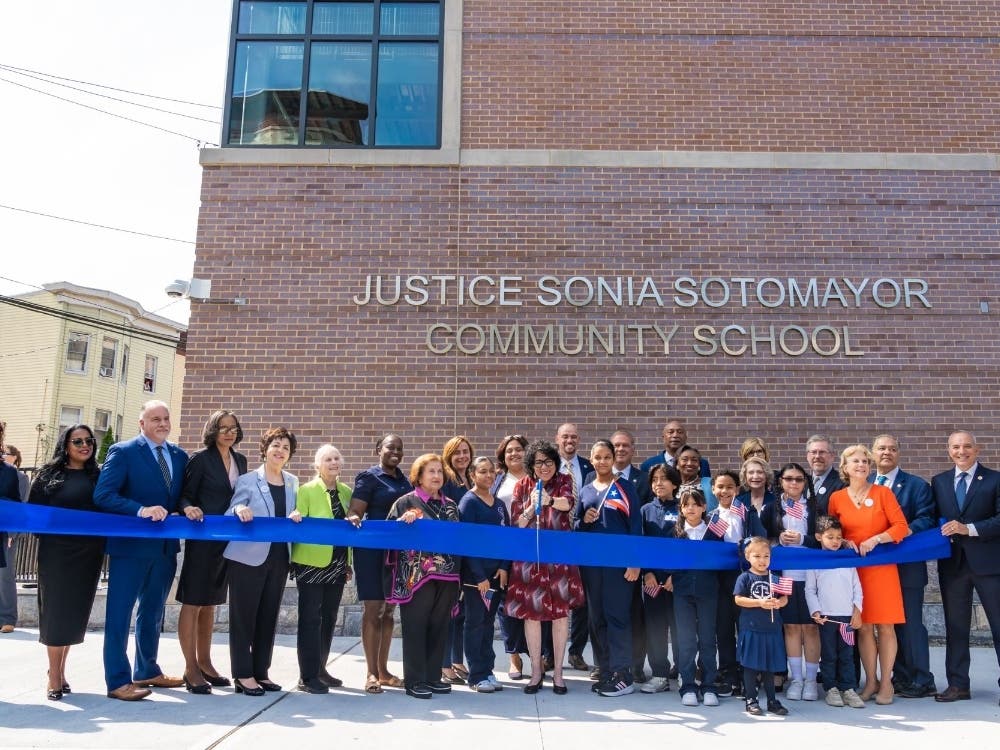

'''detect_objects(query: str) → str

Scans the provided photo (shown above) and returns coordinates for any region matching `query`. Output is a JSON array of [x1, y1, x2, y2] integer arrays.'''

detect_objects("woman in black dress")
[[346, 434, 412, 693], [176, 410, 248, 693], [27, 424, 104, 701]]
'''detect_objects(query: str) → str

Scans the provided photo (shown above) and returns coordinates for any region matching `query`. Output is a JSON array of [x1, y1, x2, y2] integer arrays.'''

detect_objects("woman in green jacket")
[[291, 444, 353, 693]]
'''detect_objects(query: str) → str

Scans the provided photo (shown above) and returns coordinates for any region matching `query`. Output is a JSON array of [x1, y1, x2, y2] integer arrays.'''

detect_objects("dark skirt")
[[176, 540, 229, 606], [780, 580, 814, 625], [737, 629, 787, 673], [37, 535, 105, 646], [353, 546, 387, 601]]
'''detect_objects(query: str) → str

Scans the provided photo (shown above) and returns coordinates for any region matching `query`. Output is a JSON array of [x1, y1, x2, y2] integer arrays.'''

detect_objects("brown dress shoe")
[[108, 683, 152, 701], [134, 674, 184, 688], [934, 686, 971, 702], [567, 653, 589, 671]]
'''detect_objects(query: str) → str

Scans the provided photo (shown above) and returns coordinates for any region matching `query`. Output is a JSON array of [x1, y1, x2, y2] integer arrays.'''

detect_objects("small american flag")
[[770, 573, 793, 595], [643, 581, 661, 598], [729, 500, 746, 520], [839, 622, 855, 646], [784, 499, 805, 520], [707, 514, 729, 537]]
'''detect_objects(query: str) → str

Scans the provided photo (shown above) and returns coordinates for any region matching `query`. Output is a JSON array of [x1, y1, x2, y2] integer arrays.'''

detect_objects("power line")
[[0, 295, 183, 349], [0, 75, 219, 146], [0, 204, 196, 245], [0, 65, 220, 124], [0, 63, 222, 109], [0, 275, 187, 328]]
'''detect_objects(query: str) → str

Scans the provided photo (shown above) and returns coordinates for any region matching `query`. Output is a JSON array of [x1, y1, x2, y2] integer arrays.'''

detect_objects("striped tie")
[[156, 446, 172, 489]]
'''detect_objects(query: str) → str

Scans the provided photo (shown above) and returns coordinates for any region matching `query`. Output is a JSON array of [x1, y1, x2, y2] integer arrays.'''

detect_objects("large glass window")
[[99, 338, 118, 379], [225, 0, 442, 147], [143, 355, 158, 393]]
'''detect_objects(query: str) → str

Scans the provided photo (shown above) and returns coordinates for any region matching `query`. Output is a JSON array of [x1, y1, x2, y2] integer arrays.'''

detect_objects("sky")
[[0, 1, 235, 326]]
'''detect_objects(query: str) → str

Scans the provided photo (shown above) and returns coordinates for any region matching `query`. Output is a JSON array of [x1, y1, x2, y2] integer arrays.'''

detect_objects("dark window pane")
[[229, 42, 305, 144], [375, 42, 438, 146], [238, 1, 307, 34], [380, 3, 440, 36], [313, 2, 374, 34], [306, 42, 372, 145]]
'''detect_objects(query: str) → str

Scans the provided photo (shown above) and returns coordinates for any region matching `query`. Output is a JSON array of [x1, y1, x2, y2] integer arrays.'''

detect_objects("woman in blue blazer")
[[224, 427, 302, 696]]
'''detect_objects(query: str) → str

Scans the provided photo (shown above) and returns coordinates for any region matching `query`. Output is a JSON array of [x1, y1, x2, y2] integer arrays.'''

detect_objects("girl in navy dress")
[[734, 537, 789, 716], [669, 487, 724, 707]]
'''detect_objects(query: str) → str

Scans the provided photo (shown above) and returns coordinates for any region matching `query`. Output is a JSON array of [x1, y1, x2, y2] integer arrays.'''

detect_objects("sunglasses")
[[71, 437, 97, 447]]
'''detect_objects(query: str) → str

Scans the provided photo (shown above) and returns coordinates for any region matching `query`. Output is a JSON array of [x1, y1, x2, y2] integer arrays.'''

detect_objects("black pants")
[[716, 569, 741, 685], [939, 560, 1000, 690], [644, 587, 678, 678], [463, 580, 504, 684], [400, 579, 459, 687], [296, 579, 345, 681], [631, 583, 647, 673], [818, 619, 856, 690], [583, 566, 634, 675], [569, 603, 589, 657], [228, 546, 288, 680]]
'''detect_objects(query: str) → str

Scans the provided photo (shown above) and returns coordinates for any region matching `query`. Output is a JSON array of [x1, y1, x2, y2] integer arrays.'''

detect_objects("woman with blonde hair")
[[827, 444, 909, 705]]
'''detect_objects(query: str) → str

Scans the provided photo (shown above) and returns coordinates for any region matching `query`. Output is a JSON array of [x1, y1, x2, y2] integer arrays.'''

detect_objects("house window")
[[99, 338, 118, 378], [94, 409, 112, 434], [121, 344, 130, 385], [59, 406, 83, 430], [65, 332, 90, 373], [226, 0, 442, 147], [143, 355, 158, 392], [115, 414, 124, 440]]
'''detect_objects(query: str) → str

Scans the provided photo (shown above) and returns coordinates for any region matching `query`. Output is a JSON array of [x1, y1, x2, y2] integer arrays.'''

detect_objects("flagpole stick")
[[768, 570, 774, 623]]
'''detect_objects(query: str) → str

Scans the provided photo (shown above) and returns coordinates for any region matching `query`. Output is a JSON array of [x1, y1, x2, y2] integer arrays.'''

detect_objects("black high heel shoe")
[[258, 679, 282, 692], [184, 674, 212, 695], [47, 687, 63, 701], [552, 682, 568, 695], [234, 679, 265, 696], [523, 679, 544, 695], [201, 672, 232, 688]]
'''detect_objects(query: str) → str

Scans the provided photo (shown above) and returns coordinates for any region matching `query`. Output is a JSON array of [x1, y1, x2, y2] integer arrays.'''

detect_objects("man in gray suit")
[[806, 434, 844, 514]]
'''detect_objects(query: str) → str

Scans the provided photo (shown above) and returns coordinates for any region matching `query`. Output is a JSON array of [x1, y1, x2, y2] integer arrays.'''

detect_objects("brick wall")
[[183, 166, 999, 479], [460, 2, 1000, 151]]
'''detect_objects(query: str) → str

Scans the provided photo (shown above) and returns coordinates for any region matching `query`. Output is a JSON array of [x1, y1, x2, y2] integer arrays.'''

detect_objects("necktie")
[[955, 471, 968, 510], [156, 445, 172, 489], [563, 460, 578, 499], [876, 475, 888, 486]]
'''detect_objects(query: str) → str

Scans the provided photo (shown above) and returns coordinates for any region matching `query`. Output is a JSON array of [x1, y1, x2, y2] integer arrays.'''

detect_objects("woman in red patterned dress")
[[505, 439, 585, 694]]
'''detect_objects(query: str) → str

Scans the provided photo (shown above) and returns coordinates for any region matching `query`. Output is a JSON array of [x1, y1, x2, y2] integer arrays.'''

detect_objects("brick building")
[[183, 0, 999, 479]]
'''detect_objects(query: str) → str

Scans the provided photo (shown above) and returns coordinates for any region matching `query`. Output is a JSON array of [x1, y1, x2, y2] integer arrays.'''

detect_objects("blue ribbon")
[[0, 502, 951, 571]]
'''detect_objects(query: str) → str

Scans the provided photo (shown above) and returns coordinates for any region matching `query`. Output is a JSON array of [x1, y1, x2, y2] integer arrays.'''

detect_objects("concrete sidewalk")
[[1, 629, 998, 750]]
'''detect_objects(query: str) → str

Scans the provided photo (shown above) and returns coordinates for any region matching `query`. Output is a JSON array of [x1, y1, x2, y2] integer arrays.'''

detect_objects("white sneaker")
[[842, 688, 866, 708], [702, 691, 719, 706], [786, 679, 804, 700], [472, 679, 495, 693], [640, 676, 670, 694], [681, 692, 699, 707], [825, 687, 844, 707], [487, 674, 503, 691], [802, 680, 819, 701]]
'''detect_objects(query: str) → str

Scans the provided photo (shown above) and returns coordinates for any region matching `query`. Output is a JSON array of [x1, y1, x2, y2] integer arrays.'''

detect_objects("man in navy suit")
[[556, 422, 594, 672], [806, 434, 845, 514], [932, 431, 1000, 704], [870, 434, 937, 698], [639, 418, 711, 478], [95, 400, 189, 700]]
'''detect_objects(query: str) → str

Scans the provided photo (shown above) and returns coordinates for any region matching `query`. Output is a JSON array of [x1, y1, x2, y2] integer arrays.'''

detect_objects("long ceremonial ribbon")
[[0, 503, 951, 571]]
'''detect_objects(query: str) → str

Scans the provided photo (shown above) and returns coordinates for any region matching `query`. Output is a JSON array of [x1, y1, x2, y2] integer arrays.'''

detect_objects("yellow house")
[[0, 282, 186, 468]]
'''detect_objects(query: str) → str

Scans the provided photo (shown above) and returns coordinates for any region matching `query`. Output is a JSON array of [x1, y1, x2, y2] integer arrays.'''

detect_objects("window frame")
[[143, 354, 158, 393], [59, 405, 83, 430], [223, 0, 445, 148], [99, 337, 118, 379], [65, 332, 90, 374]]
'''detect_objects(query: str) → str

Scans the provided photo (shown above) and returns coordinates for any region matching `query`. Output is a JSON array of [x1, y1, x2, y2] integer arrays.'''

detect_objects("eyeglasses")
[[781, 476, 806, 483], [70, 438, 97, 447], [218, 426, 240, 435], [533, 459, 556, 468]]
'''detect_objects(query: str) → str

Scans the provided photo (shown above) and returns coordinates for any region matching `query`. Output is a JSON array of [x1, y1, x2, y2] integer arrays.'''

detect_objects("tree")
[[97, 430, 116, 464]]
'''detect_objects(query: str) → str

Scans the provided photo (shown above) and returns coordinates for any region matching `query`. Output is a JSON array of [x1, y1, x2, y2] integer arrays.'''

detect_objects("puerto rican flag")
[[770, 573, 794, 595], [601, 481, 631, 516], [784, 499, 805, 520], [839, 622, 856, 646], [707, 513, 729, 537]]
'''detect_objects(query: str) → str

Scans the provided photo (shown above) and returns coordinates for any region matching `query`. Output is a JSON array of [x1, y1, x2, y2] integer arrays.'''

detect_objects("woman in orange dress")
[[827, 444, 909, 706]]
